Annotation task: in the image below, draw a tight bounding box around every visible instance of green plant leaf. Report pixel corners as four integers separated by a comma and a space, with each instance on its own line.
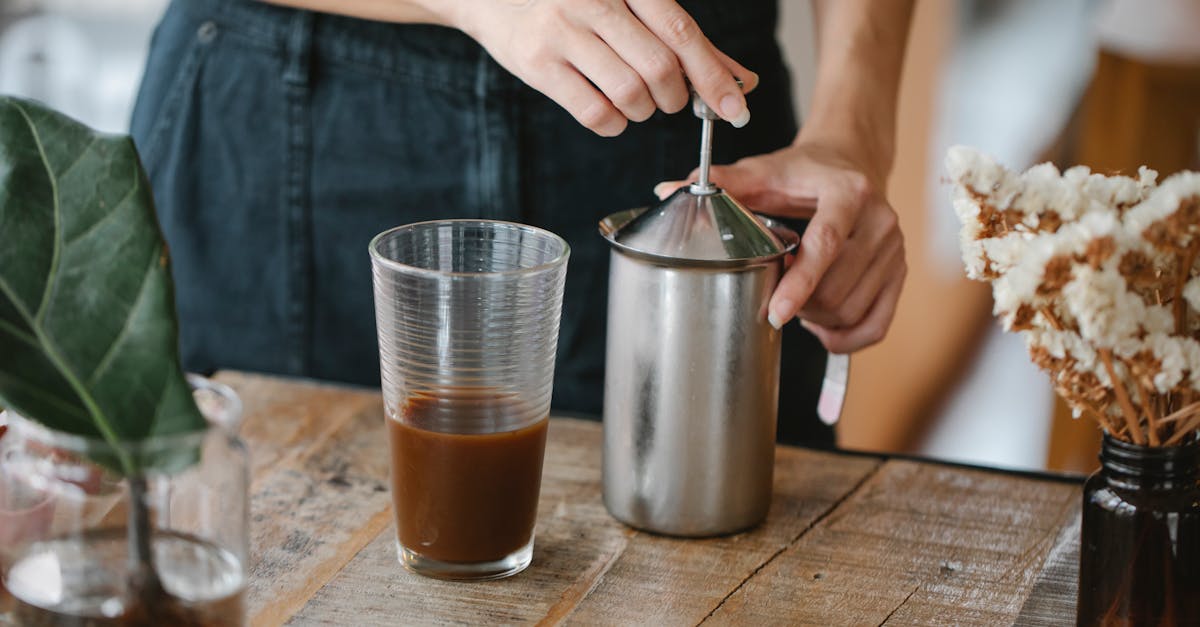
0, 95, 204, 473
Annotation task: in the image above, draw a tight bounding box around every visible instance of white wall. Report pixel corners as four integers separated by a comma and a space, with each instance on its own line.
0, 0, 167, 133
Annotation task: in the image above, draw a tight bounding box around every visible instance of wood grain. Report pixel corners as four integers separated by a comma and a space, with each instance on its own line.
213, 372, 1084, 626
286, 420, 880, 626
1014, 515, 1081, 625
213, 372, 392, 627
703, 461, 1080, 626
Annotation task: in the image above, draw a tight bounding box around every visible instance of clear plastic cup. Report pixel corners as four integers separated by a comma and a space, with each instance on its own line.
369, 220, 569, 581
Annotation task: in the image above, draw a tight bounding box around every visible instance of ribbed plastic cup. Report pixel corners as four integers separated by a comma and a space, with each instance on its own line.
369, 220, 569, 581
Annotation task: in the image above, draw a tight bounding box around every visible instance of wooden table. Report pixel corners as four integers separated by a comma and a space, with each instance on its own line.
227, 371, 1083, 626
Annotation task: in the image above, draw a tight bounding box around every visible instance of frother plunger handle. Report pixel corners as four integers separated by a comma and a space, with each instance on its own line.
688, 79, 741, 196
692, 117, 716, 194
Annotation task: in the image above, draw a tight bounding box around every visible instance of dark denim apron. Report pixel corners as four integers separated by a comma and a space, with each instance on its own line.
130, 0, 833, 446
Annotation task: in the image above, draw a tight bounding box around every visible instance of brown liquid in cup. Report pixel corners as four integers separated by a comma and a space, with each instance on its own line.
388, 394, 548, 564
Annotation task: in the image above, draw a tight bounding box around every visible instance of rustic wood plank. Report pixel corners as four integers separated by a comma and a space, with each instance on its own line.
1014, 515, 1080, 625
213, 372, 393, 627
563, 448, 881, 626
702, 460, 1081, 626
287, 422, 881, 626
218, 372, 1084, 626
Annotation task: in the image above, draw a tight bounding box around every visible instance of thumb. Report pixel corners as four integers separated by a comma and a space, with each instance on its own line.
651, 162, 759, 201
653, 180, 690, 200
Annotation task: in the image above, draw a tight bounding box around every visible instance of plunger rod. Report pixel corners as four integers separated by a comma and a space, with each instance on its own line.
697, 117, 714, 189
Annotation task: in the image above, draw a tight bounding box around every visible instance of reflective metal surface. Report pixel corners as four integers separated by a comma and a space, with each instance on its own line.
601, 189, 797, 266
600, 208, 796, 536
600, 84, 800, 536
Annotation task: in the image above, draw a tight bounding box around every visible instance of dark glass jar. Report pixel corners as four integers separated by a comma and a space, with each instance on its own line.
1077, 433, 1200, 626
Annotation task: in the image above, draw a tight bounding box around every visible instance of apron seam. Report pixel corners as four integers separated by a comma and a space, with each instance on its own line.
283, 10, 315, 376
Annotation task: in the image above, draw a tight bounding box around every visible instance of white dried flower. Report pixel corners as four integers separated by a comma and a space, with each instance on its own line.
1143, 333, 1186, 392
948, 146, 1200, 442
1184, 277, 1200, 313
1060, 267, 1139, 347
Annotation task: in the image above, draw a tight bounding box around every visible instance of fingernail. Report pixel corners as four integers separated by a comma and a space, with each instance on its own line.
720, 94, 750, 128
768, 298, 795, 330
653, 183, 672, 199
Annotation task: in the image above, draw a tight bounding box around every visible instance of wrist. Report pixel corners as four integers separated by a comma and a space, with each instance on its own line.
793, 122, 893, 188
411, 0, 465, 29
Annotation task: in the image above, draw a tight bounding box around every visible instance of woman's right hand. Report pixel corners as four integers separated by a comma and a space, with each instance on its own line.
443, 0, 757, 136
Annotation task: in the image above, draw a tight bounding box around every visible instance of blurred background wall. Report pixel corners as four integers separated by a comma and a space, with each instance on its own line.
4, 0, 1197, 473
0, 0, 166, 132
826, 0, 1200, 474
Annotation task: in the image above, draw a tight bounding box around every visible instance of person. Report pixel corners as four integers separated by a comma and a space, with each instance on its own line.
131, 0, 912, 446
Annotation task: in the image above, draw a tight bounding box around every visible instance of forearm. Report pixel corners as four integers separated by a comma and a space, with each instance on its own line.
800, 0, 914, 185
259, 0, 456, 26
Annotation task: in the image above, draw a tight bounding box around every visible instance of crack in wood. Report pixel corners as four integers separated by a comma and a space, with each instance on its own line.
1012, 501, 1083, 623
879, 583, 921, 626
1003, 493, 1079, 585
248, 393, 377, 492
696, 459, 886, 625
253, 506, 393, 627
535, 528, 636, 626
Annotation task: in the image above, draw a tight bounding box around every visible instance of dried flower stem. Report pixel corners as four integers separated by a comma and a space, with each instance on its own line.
1158, 400, 1200, 424
1100, 349, 1146, 445
1087, 408, 1120, 437
1040, 307, 1063, 331
1135, 382, 1162, 446
1174, 239, 1200, 335
1061, 386, 1119, 434
1165, 410, 1200, 445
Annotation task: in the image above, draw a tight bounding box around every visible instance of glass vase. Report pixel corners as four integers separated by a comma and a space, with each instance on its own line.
0, 376, 248, 626
1077, 433, 1200, 626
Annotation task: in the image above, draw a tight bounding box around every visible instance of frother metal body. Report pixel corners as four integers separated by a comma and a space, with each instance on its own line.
600, 211, 793, 536
598, 86, 800, 536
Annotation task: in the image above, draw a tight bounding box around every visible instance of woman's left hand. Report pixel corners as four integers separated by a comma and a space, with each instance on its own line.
653, 141, 906, 354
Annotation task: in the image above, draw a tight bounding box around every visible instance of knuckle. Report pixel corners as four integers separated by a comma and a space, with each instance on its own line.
806, 287, 838, 314
659, 10, 699, 47
879, 207, 899, 233
811, 295, 840, 319
864, 324, 886, 347
609, 75, 644, 107
785, 271, 816, 302
845, 172, 872, 205
829, 310, 855, 329
628, 106, 654, 123
544, 4, 573, 30
609, 80, 654, 122
579, 0, 614, 20
804, 222, 843, 260
643, 51, 678, 85
845, 301, 869, 328
522, 42, 556, 70
661, 89, 688, 113
577, 99, 615, 130
693, 60, 729, 90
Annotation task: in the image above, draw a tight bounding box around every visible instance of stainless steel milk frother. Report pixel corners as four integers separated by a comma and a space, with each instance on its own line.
599, 90, 800, 537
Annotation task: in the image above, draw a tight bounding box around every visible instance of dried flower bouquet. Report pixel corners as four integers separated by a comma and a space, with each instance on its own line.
948, 147, 1200, 446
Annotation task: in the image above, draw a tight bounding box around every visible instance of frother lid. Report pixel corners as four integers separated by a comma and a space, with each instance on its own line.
600, 187, 798, 266
600, 84, 798, 266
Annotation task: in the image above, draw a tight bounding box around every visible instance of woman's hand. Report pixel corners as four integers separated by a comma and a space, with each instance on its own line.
447, 0, 757, 136
654, 141, 906, 354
